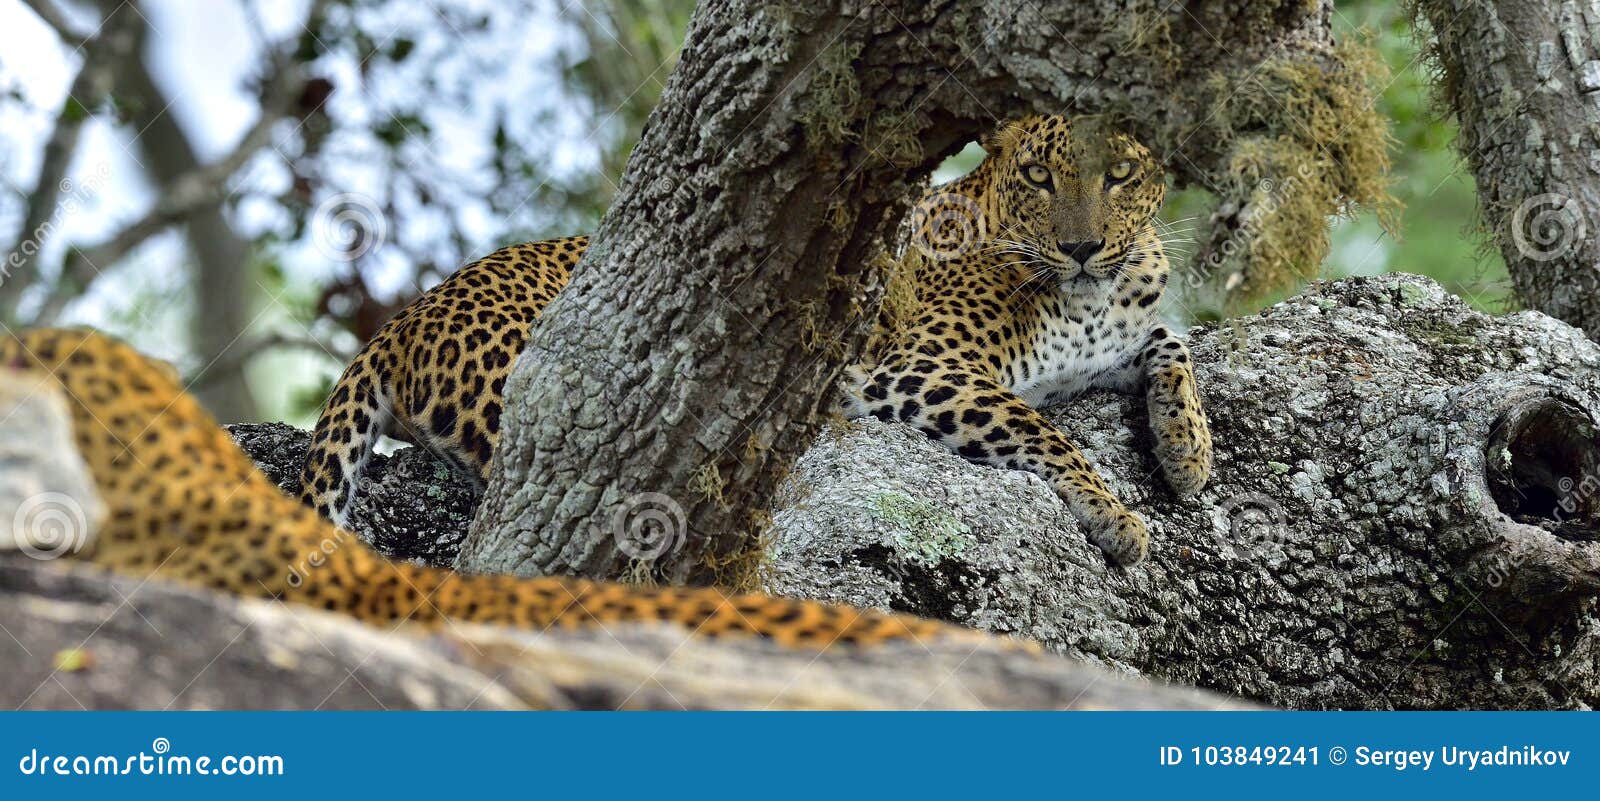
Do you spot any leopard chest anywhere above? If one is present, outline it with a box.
[1001,289,1155,407]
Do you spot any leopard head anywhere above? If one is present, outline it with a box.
[981,115,1164,280]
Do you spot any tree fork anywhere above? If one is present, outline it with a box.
[459,0,1387,584]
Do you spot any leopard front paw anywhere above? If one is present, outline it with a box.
[1084,506,1149,566]
[1151,403,1212,498]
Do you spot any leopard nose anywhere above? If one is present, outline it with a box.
[1058,240,1105,264]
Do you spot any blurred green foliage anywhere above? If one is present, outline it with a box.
[1322,0,1510,312]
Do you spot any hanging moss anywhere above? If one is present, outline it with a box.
[705,518,772,594]
[870,250,923,350]
[1197,36,1399,303]
[794,39,865,150]
[862,110,925,169]
[689,461,730,509]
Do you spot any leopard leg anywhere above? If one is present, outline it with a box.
[850,357,1149,565]
[298,357,395,528]
[1132,326,1212,497]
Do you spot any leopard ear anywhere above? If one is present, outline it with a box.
[980,119,1028,156]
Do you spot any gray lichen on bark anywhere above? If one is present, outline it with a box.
[219,274,1599,709]
[766,273,1600,709]
[1417,0,1600,339]
[463,0,1394,585]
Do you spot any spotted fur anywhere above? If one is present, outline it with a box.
[299,236,586,526]
[3,328,967,649]
[300,115,1209,566]
[841,115,1212,565]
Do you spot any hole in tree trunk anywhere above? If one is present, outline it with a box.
[1485,397,1600,540]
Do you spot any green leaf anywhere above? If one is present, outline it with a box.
[61,95,90,123]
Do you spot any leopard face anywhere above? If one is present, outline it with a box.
[845,115,1210,567]
[984,115,1165,281]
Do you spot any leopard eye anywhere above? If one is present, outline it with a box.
[1022,164,1053,191]
[1106,161,1135,185]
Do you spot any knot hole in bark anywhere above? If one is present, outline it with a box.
[1486,397,1600,540]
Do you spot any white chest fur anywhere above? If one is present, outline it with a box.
[1004,286,1157,408]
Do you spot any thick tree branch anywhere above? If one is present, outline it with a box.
[0,2,139,321]
[765,274,1600,709]
[1418,0,1600,339]
[18,0,91,46]
[462,0,1386,585]
[227,274,1600,709]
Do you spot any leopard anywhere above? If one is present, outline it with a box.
[841,114,1211,564]
[299,114,1209,566]
[1,327,967,649]
[299,235,587,526]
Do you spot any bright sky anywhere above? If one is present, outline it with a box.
[0,0,580,420]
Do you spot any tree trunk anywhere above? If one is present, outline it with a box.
[461,0,1386,584]
[112,4,259,422]
[0,556,1244,710]
[1418,0,1600,339]
[0,3,139,321]
[765,273,1600,710]
[223,273,1600,709]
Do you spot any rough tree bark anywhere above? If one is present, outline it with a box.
[227,274,1599,709]
[463,0,1385,584]
[0,375,1235,710]
[1419,0,1600,339]
[0,556,1243,710]
[767,274,1600,709]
